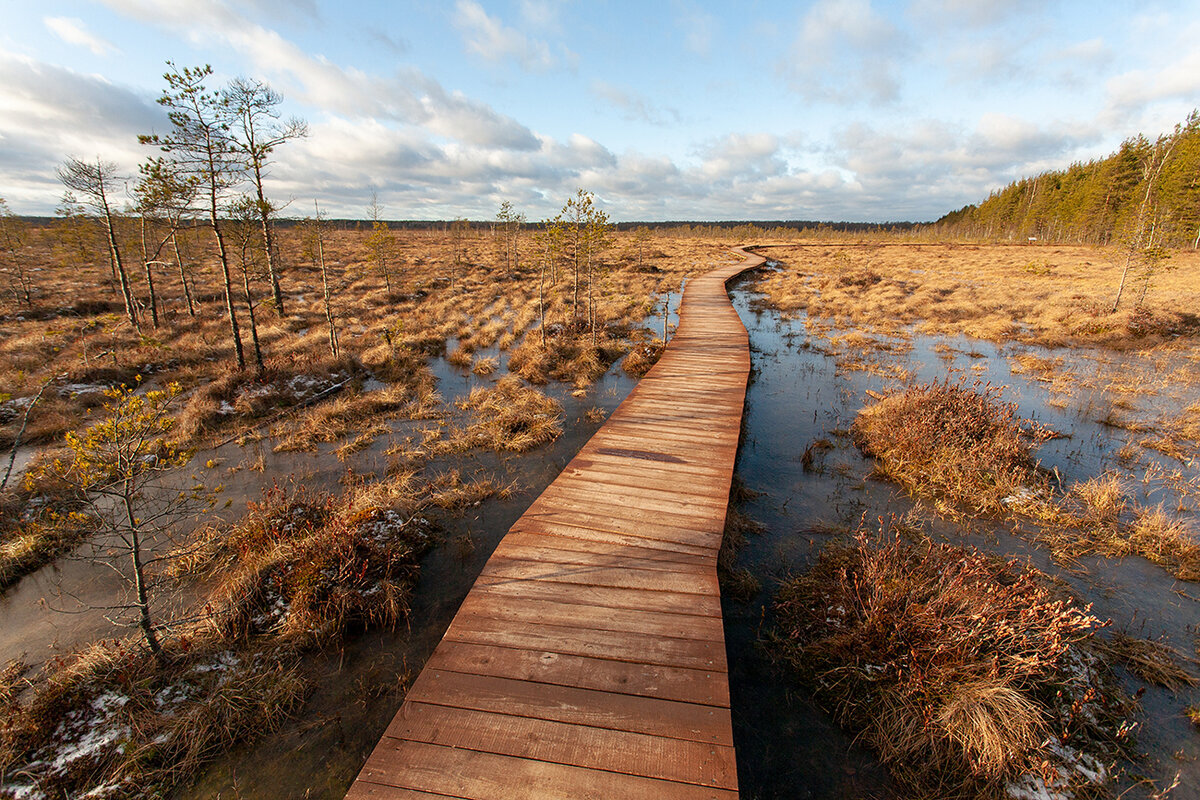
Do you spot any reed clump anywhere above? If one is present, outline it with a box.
[852,379,1051,516]
[1018,478,1200,581]
[0,637,306,800]
[772,526,1131,799]
[189,481,435,644]
[621,340,663,378]
[856,383,1200,580]
[443,377,563,453]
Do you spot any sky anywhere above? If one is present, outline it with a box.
[2,0,1199,222]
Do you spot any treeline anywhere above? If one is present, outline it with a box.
[932,111,1200,247]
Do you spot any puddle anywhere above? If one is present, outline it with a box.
[723,276,1200,798]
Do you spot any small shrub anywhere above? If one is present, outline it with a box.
[852,379,1052,516]
[771,525,1132,799]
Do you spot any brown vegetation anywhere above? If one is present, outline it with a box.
[752,243,1200,349]
[855,382,1200,581]
[852,379,1051,516]
[772,526,1132,799]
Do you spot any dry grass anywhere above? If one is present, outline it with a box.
[771,525,1130,799]
[186,479,435,644]
[853,381,1200,580]
[752,243,1200,349]
[621,339,663,378]
[1098,633,1199,689]
[1020,479,1200,581]
[852,379,1051,516]
[439,376,563,453]
[0,637,306,800]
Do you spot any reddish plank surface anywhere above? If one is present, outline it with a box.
[344,247,764,799]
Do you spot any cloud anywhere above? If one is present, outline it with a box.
[1104,47,1200,118]
[673,3,716,57]
[518,0,566,31]
[826,114,1098,219]
[590,81,681,126]
[784,0,908,103]
[453,0,566,72]
[696,133,786,182]
[0,52,165,209]
[101,0,540,151]
[909,0,1040,27]
[43,17,120,57]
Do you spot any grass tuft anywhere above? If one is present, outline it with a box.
[771,524,1132,799]
[852,378,1050,516]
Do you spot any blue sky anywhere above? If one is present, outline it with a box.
[2,0,1198,221]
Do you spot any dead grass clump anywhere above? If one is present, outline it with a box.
[0,517,94,592]
[507,335,624,388]
[852,379,1050,516]
[448,377,563,453]
[471,355,498,375]
[622,340,663,378]
[1,455,99,592]
[199,483,435,644]
[1098,633,1199,689]
[446,345,473,368]
[772,526,1129,798]
[0,638,306,800]
[1177,402,1200,442]
[425,470,516,509]
[1024,481,1200,581]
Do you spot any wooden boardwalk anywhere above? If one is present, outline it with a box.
[345,247,765,799]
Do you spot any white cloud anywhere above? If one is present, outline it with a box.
[909,0,1040,27]
[673,3,716,57]
[1105,48,1200,117]
[453,0,566,72]
[0,52,164,209]
[590,81,681,126]
[43,16,120,57]
[102,0,540,151]
[784,0,907,103]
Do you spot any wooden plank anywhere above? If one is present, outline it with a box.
[471,573,724,618]
[491,539,716,574]
[500,530,713,566]
[401,670,732,745]
[478,555,720,597]
[442,611,728,672]
[355,741,739,800]
[424,641,729,706]
[504,518,718,559]
[455,590,727,643]
[392,703,738,789]
[343,247,765,800]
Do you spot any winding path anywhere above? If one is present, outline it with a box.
[345,247,765,799]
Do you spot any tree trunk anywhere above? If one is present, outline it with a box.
[209,200,245,370]
[587,247,595,346]
[539,250,546,349]
[172,231,195,317]
[571,231,580,326]
[253,161,285,315]
[102,196,139,333]
[124,487,161,657]
[315,203,338,358]
[240,249,265,374]
[140,216,159,329]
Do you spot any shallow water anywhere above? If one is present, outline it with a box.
[723,274,1200,799]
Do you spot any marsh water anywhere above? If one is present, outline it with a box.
[4,269,1200,798]
[725,271,1200,799]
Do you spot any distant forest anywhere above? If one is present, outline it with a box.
[933,111,1200,248]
